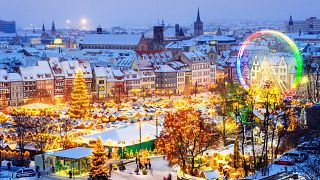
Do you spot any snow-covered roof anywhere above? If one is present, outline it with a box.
[81,34,142,46]
[61,60,92,79]
[93,67,107,77]
[19,66,37,81]
[165,39,196,49]
[8,72,22,82]
[48,57,65,76]
[182,50,208,62]
[154,65,177,73]
[112,69,123,77]
[0,69,9,82]
[50,147,93,159]
[195,34,236,43]
[34,61,53,80]
[82,122,160,146]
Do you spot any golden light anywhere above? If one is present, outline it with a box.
[54,38,62,45]
[301,76,309,84]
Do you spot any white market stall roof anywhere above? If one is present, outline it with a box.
[82,122,161,147]
[49,147,93,159]
[204,170,220,179]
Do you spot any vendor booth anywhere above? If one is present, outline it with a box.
[35,147,93,177]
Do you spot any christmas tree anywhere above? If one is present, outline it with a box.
[69,69,90,119]
[90,138,109,180]
[1,95,8,114]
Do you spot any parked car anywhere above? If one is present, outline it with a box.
[297,141,320,153]
[15,168,37,178]
[273,156,295,166]
[282,150,308,163]
[12,158,31,167]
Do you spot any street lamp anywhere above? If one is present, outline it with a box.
[81,18,87,29]
[154,108,160,137]
[118,141,125,158]
[138,119,142,151]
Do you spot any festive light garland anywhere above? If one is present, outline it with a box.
[236,30,303,90]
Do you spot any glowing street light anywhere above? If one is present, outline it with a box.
[80,18,88,30]
[66,19,71,29]
[81,18,87,25]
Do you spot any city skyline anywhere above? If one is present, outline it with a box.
[1,0,320,29]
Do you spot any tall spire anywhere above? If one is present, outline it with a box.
[51,20,56,33]
[289,15,293,26]
[42,21,45,32]
[196,6,201,22]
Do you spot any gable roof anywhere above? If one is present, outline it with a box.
[82,34,143,46]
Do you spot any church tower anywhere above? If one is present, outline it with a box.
[287,15,294,33]
[42,22,45,33]
[51,20,56,34]
[194,7,203,37]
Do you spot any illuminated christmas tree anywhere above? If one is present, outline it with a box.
[90,138,109,180]
[1,95,8,114]
[68,69,90,119]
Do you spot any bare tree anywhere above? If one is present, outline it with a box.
[10,116,33,157]
[30,117,57,170]
[57,118,74,149]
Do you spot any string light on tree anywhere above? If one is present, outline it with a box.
[90,138,109,179]
[68,69,90,119]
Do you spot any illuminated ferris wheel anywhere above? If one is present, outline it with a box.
[236,30,303,97]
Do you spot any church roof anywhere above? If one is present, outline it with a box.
[81,34,143,46]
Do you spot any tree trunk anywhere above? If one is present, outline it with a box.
[250,125,256,172]
[223,117,226,146]
[241,123,248,176]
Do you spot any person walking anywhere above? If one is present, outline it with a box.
[7,162,11,170]
[167,173,172,180]
[134,164,139,175]
[36,165,40,173]
[68,170,72,178]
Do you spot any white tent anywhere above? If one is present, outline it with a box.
[82,122,161,147]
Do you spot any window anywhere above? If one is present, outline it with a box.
[99,80,104,84]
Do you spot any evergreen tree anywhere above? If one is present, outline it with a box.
[1,95,8,114]
[68,69,90,119]
[90,138,109,180]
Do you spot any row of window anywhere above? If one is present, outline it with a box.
[156,83,177,88]
[192,63,210,70]
[192,71,210,77]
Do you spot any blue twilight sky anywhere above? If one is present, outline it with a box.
[0,0,319,28]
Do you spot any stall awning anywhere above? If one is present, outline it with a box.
[50,147,93,159]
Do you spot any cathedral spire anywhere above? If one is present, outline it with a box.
[196,6,201,22]
[51,20,56,33]
[289,15,293,25]
[42,21,45,32]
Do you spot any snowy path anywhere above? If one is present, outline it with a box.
[111,156,177,180]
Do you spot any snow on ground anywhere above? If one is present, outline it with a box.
[248,154,320,179]
[111,156,177,180]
